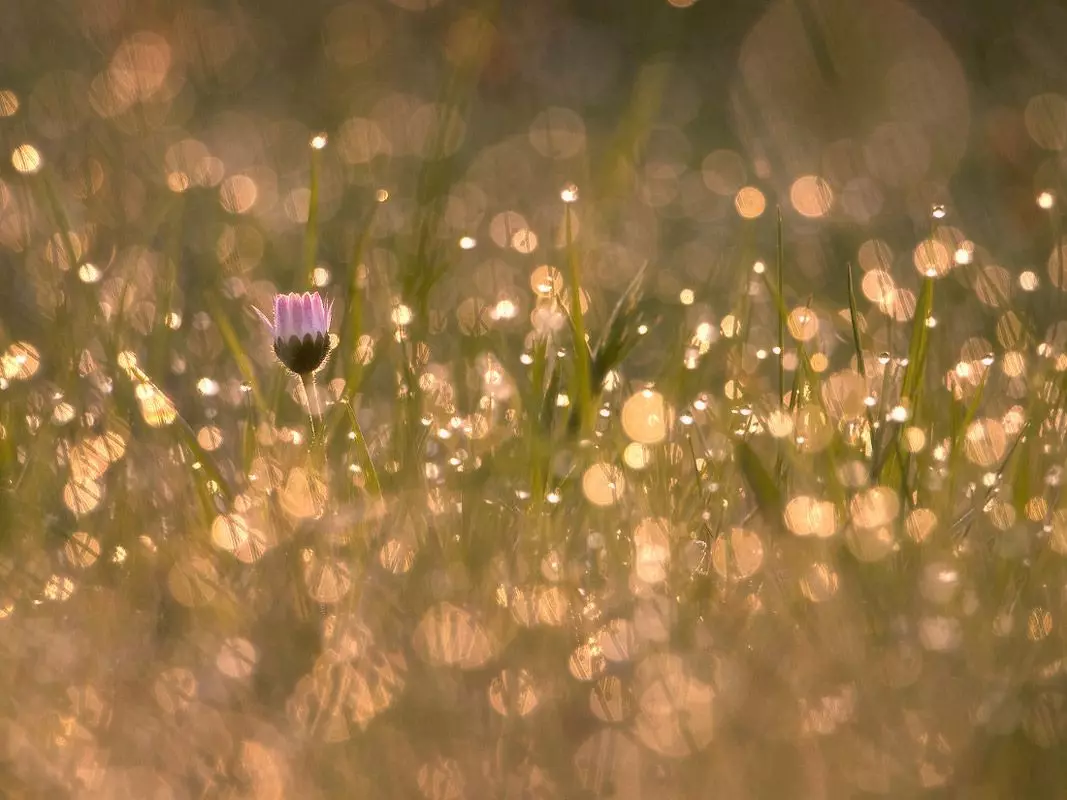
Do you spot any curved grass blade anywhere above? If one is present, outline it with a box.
[206,296,267,414]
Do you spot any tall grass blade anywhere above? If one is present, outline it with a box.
[776,207,786,405]
[564,204,593,437]
[206,296,267,414]
[302,141,322,288]
[128,365,235,504]
[338,204,376,404]
[736,440,783,524]
[846,262,866,379]
[878,276,934,486]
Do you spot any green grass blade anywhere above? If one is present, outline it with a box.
[591,259,648,386]
[736,440,783,524]
[899,277,934,403]
[345,402,382,500]
[338,204,377,404]
[757,268,822,405]
[564,204,593,437]
[206,296,267,414]
[124,362,235,504]
[877,276,934,485]
[776,207,786,405]
[846,262,866,379]
[149,197,183,379]
[302,139,322,288]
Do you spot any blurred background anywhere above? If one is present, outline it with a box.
[3,0,1067,797]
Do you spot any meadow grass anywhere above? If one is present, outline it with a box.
[3,31,1067,800]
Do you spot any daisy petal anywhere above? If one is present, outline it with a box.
[303,292,313,332]
[290,293,304,338]
[283,294,296,339]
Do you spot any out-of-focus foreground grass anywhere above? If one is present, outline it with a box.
[3,0,1067,797]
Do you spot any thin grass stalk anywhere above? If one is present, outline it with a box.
[846,261,878,458]
[846,262,866,380]
[776,207,786,406]
[1049,199,1064,306]
[774,208,787,479]
[878,275,934,486]
[150,196,184,379]
[945,368,988,516]
[338,203,377,404]
[36,169,83,385]
[321,199,380,446]
[302,140,322,288]
[564,203,593,438]
[344,403,381,501]
[529,335,549,507]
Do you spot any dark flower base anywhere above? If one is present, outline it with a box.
[274,333,329,375]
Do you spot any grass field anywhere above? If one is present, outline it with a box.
[3,0,1067,796]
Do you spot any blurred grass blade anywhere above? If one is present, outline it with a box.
[899,276,934,403]
[757,268,822,406]
[736,441,783,523]
[878,276,934,485]
[777,207,785,405]
[775,208,786,476]
[564,203,594,437]
[594,58,670,219]
[846,262,866,379]
[590,260,649,390]
[345,403,382,500]
[122,362,234,503]
[502,334,536,412]
[241,413,257,477]
[150,197,184,378]
[302,140,322,288]
[846,261,879,462]
[406,8,495,323]
[206,296,267,413]
[320,204,380,447]
[945,369,988,505]
[338,204,376,404]
[539,356,562,434]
